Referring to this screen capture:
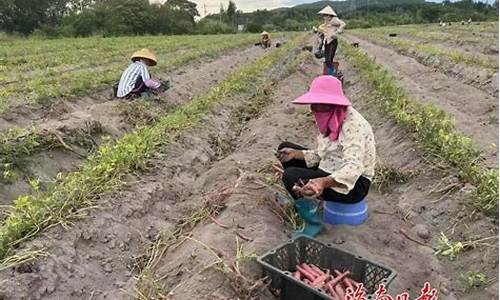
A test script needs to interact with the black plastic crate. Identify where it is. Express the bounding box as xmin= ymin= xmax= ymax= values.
xmin=257 ymin=235 xmax=397 ymax=300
